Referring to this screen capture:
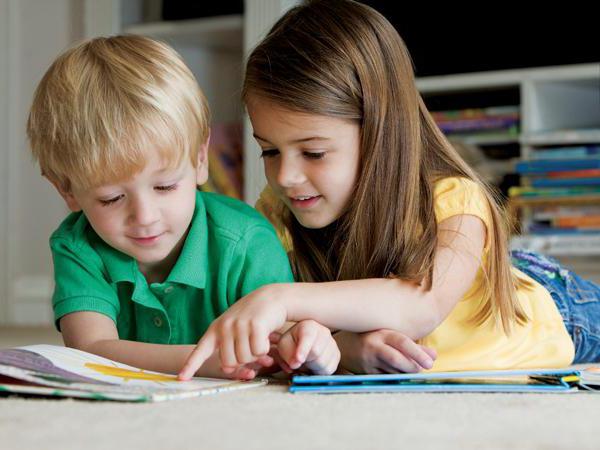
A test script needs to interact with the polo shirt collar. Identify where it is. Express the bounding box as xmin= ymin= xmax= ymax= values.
xmin=165 ymin=190 xmax=207 ymax=289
